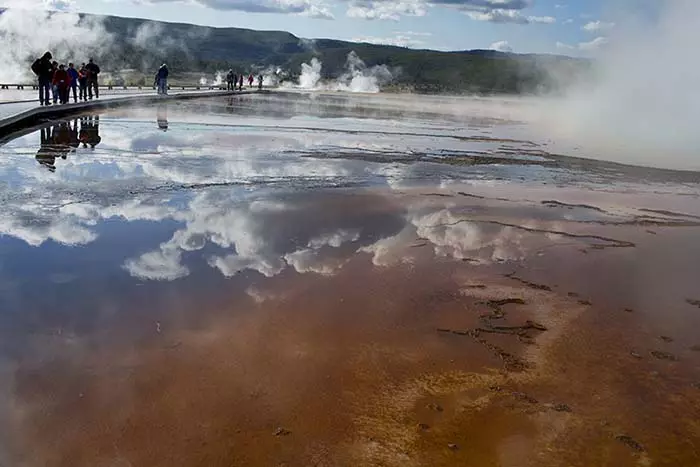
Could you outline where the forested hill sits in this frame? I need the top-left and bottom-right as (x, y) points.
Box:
(32, 12), (591, 93)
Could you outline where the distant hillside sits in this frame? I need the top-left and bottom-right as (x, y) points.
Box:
(26, 12), (591, 94)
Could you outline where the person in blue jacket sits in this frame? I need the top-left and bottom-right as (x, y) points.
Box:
(156, 64), (169, 95)
(67, 63), (79, 103)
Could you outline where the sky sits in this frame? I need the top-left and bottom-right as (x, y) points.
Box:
(17, 0), (639, 55)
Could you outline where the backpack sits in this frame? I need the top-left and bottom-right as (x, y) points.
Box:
(31, 59), (42, 76)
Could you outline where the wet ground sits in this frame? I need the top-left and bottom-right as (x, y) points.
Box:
(1, 92), (700, 466)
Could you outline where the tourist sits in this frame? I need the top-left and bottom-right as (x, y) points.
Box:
(226, 69), (234, 91)
(238, 74), (243, 91)
(51, 61), (59, 104)
(85, 58), (100, 99)
(52, 64), (70, 104)
(31, 51), (54, 106)
(232, 72), (238, 91)
(258, 74), (263, 90)
(67, 63), (79, 103)
(156, 63), (169, 95)
(78, 64), (88, 101)
(248, 74), (254, 87)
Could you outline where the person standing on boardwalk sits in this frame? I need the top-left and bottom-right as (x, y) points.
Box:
(155, 63), (169, 95)
(78, 64), (88, 101)
(226, 70), (234, 91)
(67, 63), (79, 103)
(31, 51), (54, 106)
(52, 64), (70, 104)
(248, 74), (254, 87)
(85, 58), (100, 99)
(258, 74), (263, 90)
(238, 74), (243, 91)
(51, 61), (59, 104)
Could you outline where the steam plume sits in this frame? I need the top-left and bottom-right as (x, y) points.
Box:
(290, 51), (396, 93)
(540, 0), (700, 170)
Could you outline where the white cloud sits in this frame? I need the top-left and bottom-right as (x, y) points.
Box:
(557, 36), (609, 52)
(352, 30), (432, 47)
(578, 36), (608, 51)
(582, 20), (615, 32)
(529, 15), (556, 24)
(556, 41), (575, 50)
(346, 0), (427, 20)
(466, 9), (555, 24)
(308, 229), (360, 248)
(135, 0), (334, 19)
(489, 40), (513, 52)
(124, 247), (189, 281)
(284, 248), (347, 275)
(344, 0), (554, 25)
(1, 0), (73, 9)
(353, 34), (424, 47)
(209, 253), (286, 278)
(563, 18), (573, 24)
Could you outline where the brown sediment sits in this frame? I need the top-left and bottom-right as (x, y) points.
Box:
(5, 186), (700, 466)
(541, 200), (608, 213)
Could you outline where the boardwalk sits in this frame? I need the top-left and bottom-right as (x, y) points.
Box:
(0, 88), (267, 141)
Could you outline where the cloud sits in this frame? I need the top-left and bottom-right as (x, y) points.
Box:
(2, 0), (74, 9)
(440, 0), (554, 24)
(352, 32), (430, 48)
(344, 0), (553, 24)
(582, 20), (615, 32)
(44, 0), (74, 10)
(578, 36), (608, 50)
(465, 9), (555, 24)
(557, 36), (608, 52)
(489, 40), (513, 52)
(346, 0), (427, 20)
(555, 41), (575, 50)
(123, 247), (189, 281)
(135, 0), (334, 19)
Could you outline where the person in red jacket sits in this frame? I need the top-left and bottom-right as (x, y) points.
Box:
(52, 64), (71, 104)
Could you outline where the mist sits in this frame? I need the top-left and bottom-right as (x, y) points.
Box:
(0, 3), (112, 82)
(289, 51), (396, 93)
(538, 0), (700, 170)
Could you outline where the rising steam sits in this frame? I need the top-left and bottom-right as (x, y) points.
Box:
(290, 51), (396, 93)
(0, 2), (112, 82)
(539, 0), (700, 170)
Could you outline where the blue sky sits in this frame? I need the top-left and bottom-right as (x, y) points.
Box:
(45, 0), (627, 54)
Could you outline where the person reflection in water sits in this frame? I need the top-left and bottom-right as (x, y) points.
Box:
(79, 115), (102, 148)
(36, 127), (57, 172)
(69, 119), (80, 150)
(157, 104), (168, 131)
(35, 123), (72, 172)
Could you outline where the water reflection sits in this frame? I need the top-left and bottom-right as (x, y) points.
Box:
(0, 176), (604, 286)
(78, 115), (101, 149)
(157, 104), (168, 131)
(35, 123), (73, 172)
(33, 117), (102, 172)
